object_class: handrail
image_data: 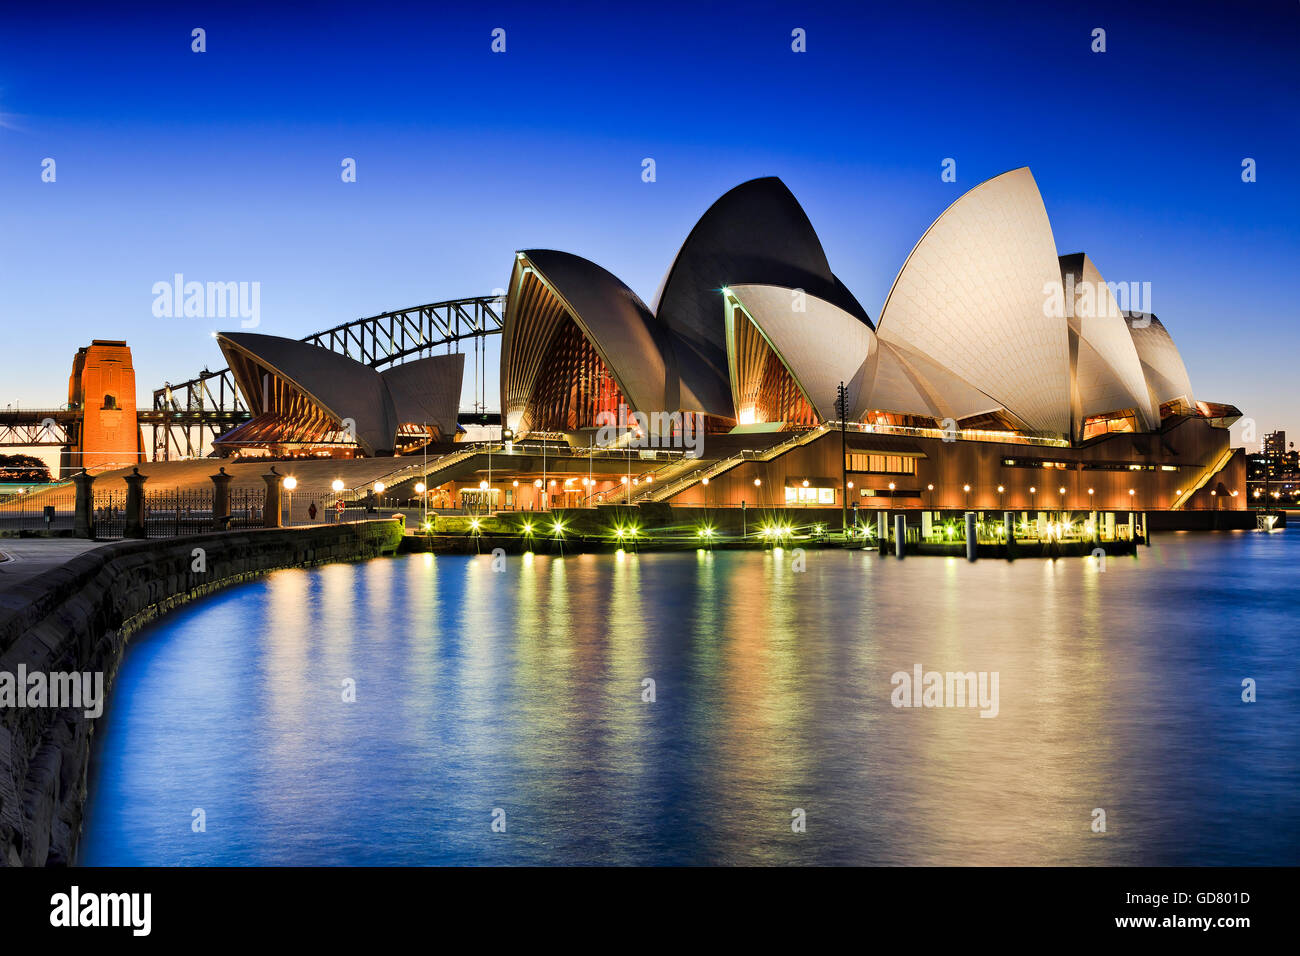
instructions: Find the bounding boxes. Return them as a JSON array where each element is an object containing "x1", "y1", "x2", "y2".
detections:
[
  {"x1": 635, "y1": 423, "x2": 834, "y2": 502},
  {"x1": 1169, "y1": 446, "x2": 1236, "y2": 510}
]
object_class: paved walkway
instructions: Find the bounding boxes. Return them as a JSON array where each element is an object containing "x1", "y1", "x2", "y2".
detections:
[{"x1": 0, "y1": 539, "x2": 107, "y2": 591}]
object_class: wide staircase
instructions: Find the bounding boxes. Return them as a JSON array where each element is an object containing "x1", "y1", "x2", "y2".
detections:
[
  {"x1": 1169, "y1": 445, "x2": 1237, "y2": 510},
  {"x1": 632, "y1": 424, "x2": 833, "y2": 503}
]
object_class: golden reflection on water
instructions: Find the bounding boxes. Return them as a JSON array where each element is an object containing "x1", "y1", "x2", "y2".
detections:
[{"x1": 82, "y1": 528, "x2": 1300, "y2": 865}]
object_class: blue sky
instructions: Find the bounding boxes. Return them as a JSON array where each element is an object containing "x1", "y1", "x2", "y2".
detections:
[{"x1": 1, "y1": 0, "x2": 1297, "y2": 449}]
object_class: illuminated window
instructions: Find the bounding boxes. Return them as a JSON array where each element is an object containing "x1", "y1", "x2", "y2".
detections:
[
  {"x1": 846, "y1": 453, "x2": 916, "y2": 474},
  {"x1": 785, "y1": 485, "x2": 836, "y2": 504}
]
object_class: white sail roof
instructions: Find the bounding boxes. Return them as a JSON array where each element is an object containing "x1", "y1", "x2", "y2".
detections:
[{"x1": 876, "y1": 167, "x2": 1071, "y2": 436}]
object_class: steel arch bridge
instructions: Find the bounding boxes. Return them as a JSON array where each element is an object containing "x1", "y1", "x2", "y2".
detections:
[{"x1": 148, "y1": 294, "x2": 504, "y2": 460}]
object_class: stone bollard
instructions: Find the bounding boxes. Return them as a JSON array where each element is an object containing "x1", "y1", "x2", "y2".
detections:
[
  {"x1": 877, "y1": 510, "x2": 888, "y2": 555},
  {"x1": 123, "y1": 467, "x2": 148, "y2": 539},
  {"x1": 72, "y1": 470, "x2": 96, "y2": 539},
  {"x1": 1004, "y1": 510, "x2": 1016, "y2": 559},
  {"x1": 964, "y1": 511, "x2": 977, "y2": 562},
  {"x1": 894, "y1": 513, "x2": 905, "y2": 559},
  {"x1": 210, "y1": 466, "x2": 233, "y2": 531},
  {"x1": 262, "y1": 465, "x2": 284, "y2": 529}
]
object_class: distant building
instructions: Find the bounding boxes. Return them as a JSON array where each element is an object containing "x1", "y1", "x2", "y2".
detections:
[
  {"x1": 63, "y1": 340, "x2": 145, "y2": 473},
  {"x1": 1249, "y1": 430, "x2": 1299, "y2": 504}
]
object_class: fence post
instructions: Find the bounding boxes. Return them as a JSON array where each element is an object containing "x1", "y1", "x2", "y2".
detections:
[
  {"x1": 124, "y1": 467, "x2": 148, "y2": 539},
  {"x1": 72, "y1": 470, "x2": 96, "y2": 539},
  {"x1": 262, "y1": 466, "x2": 284, "y2": 529},
  {"x1": 210, "y1": 467, "x2": 233, "y2": 530}
]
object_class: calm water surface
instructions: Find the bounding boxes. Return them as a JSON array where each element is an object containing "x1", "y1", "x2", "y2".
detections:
[{"x1": 80, "y1": 526, "x2": 1300, "y2": 865}]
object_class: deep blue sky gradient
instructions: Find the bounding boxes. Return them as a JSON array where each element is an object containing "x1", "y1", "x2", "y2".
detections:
[{"x1": 1, "y1": 0, "x2": 1296, "y2": 445}]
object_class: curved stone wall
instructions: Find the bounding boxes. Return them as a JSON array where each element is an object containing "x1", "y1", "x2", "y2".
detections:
[{"x1": 0, "y1": 520, "x2": 402, "y2": 866}]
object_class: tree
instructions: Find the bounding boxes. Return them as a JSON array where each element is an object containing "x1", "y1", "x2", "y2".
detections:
[{"x1": 0, "y1": 454, "x2": 52, "y2": 482}]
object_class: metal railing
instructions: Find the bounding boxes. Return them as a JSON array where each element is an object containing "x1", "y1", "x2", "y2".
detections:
[{"x1": 0, "y1": 490, "x2": 76, "y2": 532}]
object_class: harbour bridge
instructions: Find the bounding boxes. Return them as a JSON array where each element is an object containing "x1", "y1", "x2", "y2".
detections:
[{"x1": 0, "y1": 294, "x2": 506, "y2": 463}]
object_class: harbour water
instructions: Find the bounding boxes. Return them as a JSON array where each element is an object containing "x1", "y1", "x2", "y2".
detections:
[{"x1": 80, "y1": 526, "x2": 1300, "y2": 865}]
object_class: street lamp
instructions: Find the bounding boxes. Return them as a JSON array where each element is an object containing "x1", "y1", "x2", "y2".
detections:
[
  {"x1": 283, "y1": 476, "x2": 297, "y2": 525},
  {"x1": 1030, "y1": 486, "x2": 1037, "y2": 511},
  {"x1": 997, "y1": 484, "x2": 1005, "y2": 509}
]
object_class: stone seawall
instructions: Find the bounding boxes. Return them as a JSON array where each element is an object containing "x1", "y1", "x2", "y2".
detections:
[{"x1": 0, "y1": 519, "x2": 402, "y2": 867}]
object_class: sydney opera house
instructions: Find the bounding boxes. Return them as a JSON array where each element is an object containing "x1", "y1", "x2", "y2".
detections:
[
  {"x1": 213, "y1": 333, "x2": 464, "y2": 457},
  {"x1": 213, "y1": 168, "x2": 1244, "y2": 515}
]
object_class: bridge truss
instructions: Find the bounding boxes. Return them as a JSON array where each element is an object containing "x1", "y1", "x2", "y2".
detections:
[
  {"x1": 0, "y1": 410, "x2": 78, "y2": 447},
  {"x1": 148, "y1": 294, "x2": 505, "y2": 460}
]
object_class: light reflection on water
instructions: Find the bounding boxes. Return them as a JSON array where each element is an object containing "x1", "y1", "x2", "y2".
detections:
[{"x1": 80, "y1": 527, "x2": 1300, "y2": 865}]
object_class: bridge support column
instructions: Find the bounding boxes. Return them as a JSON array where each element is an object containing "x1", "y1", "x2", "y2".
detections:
[
  {"x1": 210, "y1": 466, "x2": 233, "y2": 531},
  {"x1": 262, "y1": 466, "x2": 284, "y2": 529},
  {"x1": 72, "y1": 471, "x2": 95, "y2": 539},
  {"x1": 124, "y1": 468, "x2": 148, "y2": 539},
  {"x1": 964, "y1": 511, "x2": 977, "y2": 562},
  {"x1": 894, "y1": 514, "x2": 905, "y2": 559},
  {"x1": 1004, "y1": 511, "x2": 1016, "y2": 559}
]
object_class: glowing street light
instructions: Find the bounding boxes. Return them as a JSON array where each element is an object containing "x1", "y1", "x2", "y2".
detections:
[{"x1": 282, "y1": 476, "x2": 298, "y2": 524}]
